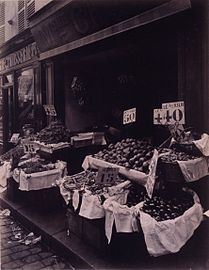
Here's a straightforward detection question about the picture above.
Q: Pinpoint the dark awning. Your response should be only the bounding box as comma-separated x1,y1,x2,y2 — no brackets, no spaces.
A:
29,0,191,60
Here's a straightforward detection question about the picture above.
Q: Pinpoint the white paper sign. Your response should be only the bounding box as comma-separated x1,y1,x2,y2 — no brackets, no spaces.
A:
123,108,136,125
145,149,159,198
22,140,38,154
162,101,185,125
10,133,20,144
43,105,57,116
96,167,119,185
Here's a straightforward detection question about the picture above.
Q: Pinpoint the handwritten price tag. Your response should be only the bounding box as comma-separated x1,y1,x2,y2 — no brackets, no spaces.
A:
10,133,20,144
123,108,136,125
43,105,57,116
96,167,119,185
22,140,38,154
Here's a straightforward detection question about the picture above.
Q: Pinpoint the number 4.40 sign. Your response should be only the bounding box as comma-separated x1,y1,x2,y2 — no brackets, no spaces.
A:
153,101,185,125
96,167,119,185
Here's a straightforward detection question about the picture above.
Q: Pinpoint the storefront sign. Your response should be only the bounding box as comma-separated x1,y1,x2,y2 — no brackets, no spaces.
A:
123,108,136,125
96,167,119,185
43,105,57,116
153,101,185,125
0,43,39,73
145,149,159,198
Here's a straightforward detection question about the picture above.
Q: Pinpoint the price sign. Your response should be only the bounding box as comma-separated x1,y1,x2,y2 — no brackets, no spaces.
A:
162,101,185,125
145,149,159,198
154,101,185,125
123,108,136,125
43,105,57,116
22,140,38,154
96,167,119,185
10,133,20,144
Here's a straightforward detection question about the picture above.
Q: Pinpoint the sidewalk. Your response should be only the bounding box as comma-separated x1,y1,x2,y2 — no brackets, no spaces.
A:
1,190,209,270
1,210,74,270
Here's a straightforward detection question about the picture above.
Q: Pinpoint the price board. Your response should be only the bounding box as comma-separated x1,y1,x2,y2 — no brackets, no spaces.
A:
153,101,185,125
162,101,185,125
145,149,159,198
43,105,57,116
96,167,119,185
10,133,20,144
22,140,38,154
123,108,136,125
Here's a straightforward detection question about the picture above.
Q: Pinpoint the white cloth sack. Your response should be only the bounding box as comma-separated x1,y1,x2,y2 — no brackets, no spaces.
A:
139,189,203,257
177,157,208,182
18,161,66,191
103,190,142,243
193,133,209,156
82,156,148,185
79,193,105,219
0,162,11,187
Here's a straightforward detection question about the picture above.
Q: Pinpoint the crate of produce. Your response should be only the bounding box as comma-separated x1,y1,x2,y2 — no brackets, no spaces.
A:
138,188,203,257
82,138,158,185
158,149,208,183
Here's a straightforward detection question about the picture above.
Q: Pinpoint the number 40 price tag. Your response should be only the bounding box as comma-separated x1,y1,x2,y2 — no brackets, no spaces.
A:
96,167,119,185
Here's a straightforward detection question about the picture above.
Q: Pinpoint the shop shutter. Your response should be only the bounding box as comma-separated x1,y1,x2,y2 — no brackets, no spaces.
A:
18,0,25,12
18,9,25,32
0,1,5,45
26,0,35,26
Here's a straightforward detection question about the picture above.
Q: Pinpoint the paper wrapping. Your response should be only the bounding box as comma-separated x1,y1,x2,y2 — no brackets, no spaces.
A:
0,162,11,187
177,157,209,182
193,133,209,156
82,156,148,185
34,140,70,154
14,161,66,191
139,189,203,257
103,191,142,243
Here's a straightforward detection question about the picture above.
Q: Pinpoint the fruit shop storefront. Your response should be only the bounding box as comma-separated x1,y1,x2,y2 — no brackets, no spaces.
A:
0,29,42,154
1,0,209,268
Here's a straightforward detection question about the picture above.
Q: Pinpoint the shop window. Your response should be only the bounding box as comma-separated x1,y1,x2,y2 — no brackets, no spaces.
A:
17,68,35,132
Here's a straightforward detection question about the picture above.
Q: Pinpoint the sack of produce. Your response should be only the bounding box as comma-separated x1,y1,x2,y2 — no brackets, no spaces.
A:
103,183,147,243
58,170,130,219
139,188,203,257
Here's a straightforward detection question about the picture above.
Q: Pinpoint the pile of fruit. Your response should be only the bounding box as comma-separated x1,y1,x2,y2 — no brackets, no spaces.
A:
93,138,154,173
37,121,71,144
63,170,125,195
126,184,147,207
159,149,198,164
19,160,56,174
141,190,194,221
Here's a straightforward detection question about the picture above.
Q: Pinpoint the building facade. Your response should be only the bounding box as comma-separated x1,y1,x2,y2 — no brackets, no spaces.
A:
0,0,209,153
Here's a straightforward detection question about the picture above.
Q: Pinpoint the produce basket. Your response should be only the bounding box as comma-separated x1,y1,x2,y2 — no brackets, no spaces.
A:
138,188,203,257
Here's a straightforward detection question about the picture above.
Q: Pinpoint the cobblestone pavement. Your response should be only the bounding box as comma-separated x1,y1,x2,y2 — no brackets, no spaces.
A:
0,210,74,270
